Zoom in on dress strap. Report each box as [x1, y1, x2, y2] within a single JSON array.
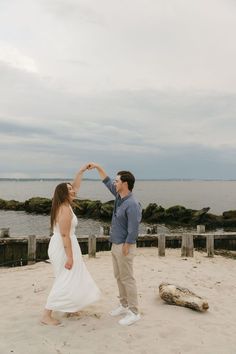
[[69, 204, 75, 216]]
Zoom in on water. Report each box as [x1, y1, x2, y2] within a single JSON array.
[[0, 210, 107, 237], [1, 179, 236, 237], [1, 179, 236, 212]]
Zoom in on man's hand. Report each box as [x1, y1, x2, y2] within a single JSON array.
[[65, 257, 73, 270], [87, 162, 99, 170], [122, 243, 130, 256], [87, 162, 107, 180]]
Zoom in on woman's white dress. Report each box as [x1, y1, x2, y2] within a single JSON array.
[[46, 208, 101, 312]]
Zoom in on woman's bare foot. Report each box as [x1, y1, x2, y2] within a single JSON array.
[[41, 309, 61, 326], [41, 317, 61, 326]]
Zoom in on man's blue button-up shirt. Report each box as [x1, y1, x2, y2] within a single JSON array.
[[103, 176, 142, 244]]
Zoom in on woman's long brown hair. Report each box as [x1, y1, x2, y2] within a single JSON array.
[[50, 183, 71, 230]]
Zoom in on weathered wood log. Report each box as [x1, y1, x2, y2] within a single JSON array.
[[159, 282, 209, 312]]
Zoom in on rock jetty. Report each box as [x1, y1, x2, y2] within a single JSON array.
[[0, 197, 236, 228]]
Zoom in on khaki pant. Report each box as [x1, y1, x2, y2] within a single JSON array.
[[111, 243, 138, 314]]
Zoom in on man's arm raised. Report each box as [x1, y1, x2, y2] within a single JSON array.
[[88, 162, 116, 196], [88, 162, 108, 180]]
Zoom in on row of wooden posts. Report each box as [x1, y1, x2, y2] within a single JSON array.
[[27, 234, 98, 264], [24, 225, 215, 265], [25, 234, 99, 264]]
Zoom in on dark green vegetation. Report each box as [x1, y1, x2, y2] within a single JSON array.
[[1, 197, 236, 229]]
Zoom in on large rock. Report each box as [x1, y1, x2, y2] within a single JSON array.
[[141, 203, 227, 228], [2, 199, 24, 211], [142, 203, 165, 222], [74, 199, 91, 215], [100, 200, 114, 219], [74, 199, 113, 220], [85, 200, 103, 218], [24, 197, 52, 214], [0, 196, 236, 228], [222, 210, 236, 219], [193, 207, 210, 217], [0, 199, 7, 208], [165, 205, 192, 223]]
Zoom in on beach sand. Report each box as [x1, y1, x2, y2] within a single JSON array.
[[0, 248, 235, 354]]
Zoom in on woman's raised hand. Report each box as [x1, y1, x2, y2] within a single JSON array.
[[79, 163, 91, 173], [87, 162, 98, 170]]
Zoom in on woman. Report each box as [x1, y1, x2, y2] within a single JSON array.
[[41, 164, 101, 326]]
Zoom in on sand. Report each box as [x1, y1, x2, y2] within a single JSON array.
[[0, 248, 236, 354]]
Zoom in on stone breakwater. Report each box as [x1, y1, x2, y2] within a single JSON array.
[[1, 197, 236, 228]]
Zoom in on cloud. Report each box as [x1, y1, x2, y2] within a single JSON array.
[[0, 0, 236, 178], [41, 0, 105, 26], [0, 41, 38, 73], [1, 0, 236, 92]]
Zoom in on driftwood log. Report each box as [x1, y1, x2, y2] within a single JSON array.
[[159, 283, 209, 312]]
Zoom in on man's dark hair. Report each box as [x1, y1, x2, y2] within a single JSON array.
[[117, 171, 135, 191]]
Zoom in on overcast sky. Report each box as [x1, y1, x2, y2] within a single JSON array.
[[0, 0, 236, 179]]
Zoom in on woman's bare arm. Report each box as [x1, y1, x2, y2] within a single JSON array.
[[58, 205, 73, 270], [71, 163, 89, 193]]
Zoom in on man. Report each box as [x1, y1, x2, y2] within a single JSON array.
[[88, 163, 142, 326]]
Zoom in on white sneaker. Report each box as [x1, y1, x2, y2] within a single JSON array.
[[109, 305, 128, 317], [118, 310, 141, 326]]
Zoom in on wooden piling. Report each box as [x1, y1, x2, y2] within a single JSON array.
[[1, 232, 236, 267], [181, 234, 194, 257], [28, 235, 36, 264], [146, 226, 158, 234], [207, 235, 214, 257], [0, 228, 10, 238], [100, 226, 110, 236], [158, 234, 166, 256], [197, 225, 205, 233], [181, 234, 187, 257], [88, 235, 96, 258]]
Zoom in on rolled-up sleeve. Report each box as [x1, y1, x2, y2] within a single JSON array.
[[125, 203, 142, 243], [102, 176, 117, 197]]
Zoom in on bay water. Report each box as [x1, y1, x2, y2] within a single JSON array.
[[0, 179, 236, 237]]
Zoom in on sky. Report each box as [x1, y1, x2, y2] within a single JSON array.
[[0, 0, 236, 179]]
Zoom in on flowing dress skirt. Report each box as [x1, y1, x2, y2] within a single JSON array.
[[46, 229, 101, 312]]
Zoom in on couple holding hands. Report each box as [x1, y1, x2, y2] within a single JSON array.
[[41, 162, 142, 327]]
